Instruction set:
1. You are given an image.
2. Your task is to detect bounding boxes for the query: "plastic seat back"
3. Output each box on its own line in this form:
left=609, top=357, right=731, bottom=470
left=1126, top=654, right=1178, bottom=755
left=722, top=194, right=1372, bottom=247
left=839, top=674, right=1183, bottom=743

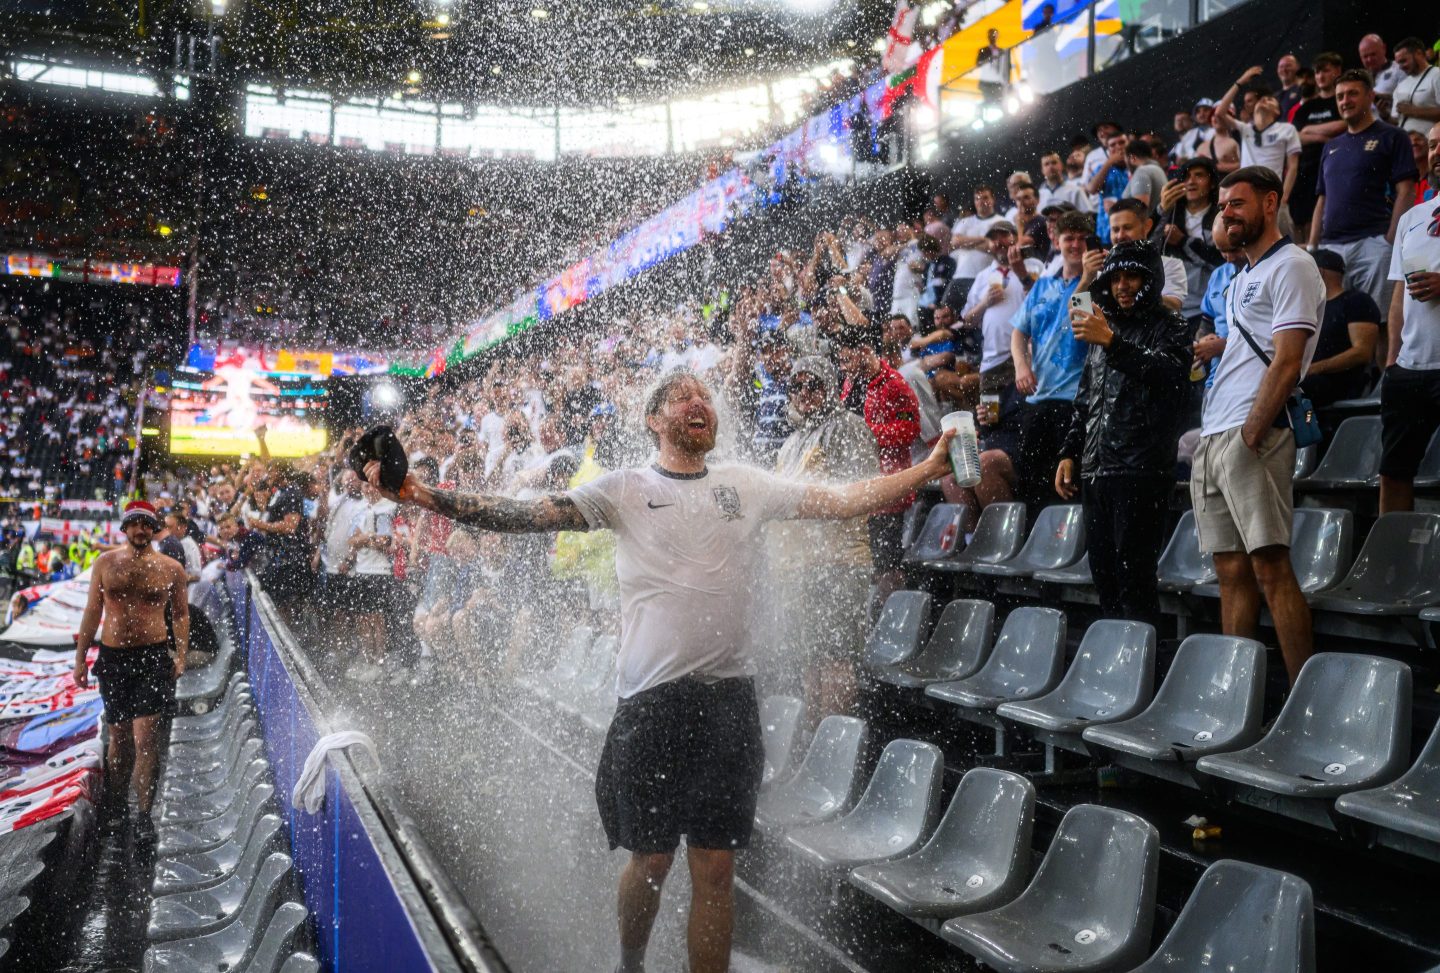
left=1336, top=716, right=1440, bottom=836
left=1131, top=860, right=1315, bottom=973
left=1301, top=416, right=1382, bottom=486
left=846, top=740, right=945, bottom=845
left=1038, top=619, right=1156, bottom=722
left=1289, top=508, right=1352, bottom=593
left=1009, top=504, right=1086, bottom=571
left=278, top=953, right=321, bottom=973
left=908, top=503, right=967, bottom=563
left=865, top=590, right=933, bottom=666
left=246, top=901, right=311, bottom=973
left=1241, top=654, right=1411, bottom=784
left=984, top=805, right=1157, bottom=956
left=1293, top=444, right=1317, bottom=480
left=965, top=607, right=1068, bottom=699
left=954, top=502, right=1026, bottom=565
left=907, top=599, right=995, bottom=680
left=778, top=716, right=868, bottom=819
left=1135, top=634, right=1266, bottom=750
left=915, top=768, right=1035, bottom=888
left=1323, top=513, right=1440, bottom=607
left=1416, top=428, right=1440, bottom=488
left=760, top=695, right=804, bottom=786
left=1156, top=510, right=1215, bottom=590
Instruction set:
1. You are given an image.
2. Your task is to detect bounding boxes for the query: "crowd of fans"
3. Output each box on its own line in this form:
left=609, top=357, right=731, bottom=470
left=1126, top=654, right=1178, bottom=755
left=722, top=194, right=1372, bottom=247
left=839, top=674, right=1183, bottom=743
left=10, top=31, right=1436, bottom=728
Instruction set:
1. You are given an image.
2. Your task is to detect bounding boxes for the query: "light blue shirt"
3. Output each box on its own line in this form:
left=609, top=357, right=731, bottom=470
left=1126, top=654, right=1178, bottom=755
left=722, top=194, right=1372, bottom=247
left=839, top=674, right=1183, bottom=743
left=1012, top=274, right=1086, bottom=403
left=1200, top=262, right=1238, bottom=389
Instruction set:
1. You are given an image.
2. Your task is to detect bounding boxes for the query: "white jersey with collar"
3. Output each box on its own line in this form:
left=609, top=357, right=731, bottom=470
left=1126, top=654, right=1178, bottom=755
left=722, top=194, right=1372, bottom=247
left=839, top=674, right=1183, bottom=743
left=1201, top=239, right=1325, bottom=436
left=567, top=462, right=805, bottom=698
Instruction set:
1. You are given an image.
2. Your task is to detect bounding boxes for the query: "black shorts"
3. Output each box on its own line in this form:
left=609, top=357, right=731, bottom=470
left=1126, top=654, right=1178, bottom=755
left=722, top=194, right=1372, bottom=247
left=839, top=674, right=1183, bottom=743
left=317, top=572, right=355, bottom=613
left=94, top=643, right=175, bottom=724
left=595, top=676, right=763, bottom=854
left=868, top=512, right=907, bottom=573
left=261, top=560, right=313, bottom=607
left=345, top=574, right=396, bottom=614
left=1380, top=365, right=1440, bottom=480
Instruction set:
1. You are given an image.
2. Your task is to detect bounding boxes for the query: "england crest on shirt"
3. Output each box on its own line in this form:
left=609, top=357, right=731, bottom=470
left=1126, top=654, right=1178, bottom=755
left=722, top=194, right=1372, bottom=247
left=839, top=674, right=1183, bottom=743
left=712, top=486, right=743, bottom=521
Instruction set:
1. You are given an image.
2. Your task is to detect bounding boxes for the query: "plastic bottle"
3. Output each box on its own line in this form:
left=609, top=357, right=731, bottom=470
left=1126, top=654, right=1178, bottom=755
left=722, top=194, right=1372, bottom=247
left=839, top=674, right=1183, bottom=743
left=940, top=411, right=982, bottom=488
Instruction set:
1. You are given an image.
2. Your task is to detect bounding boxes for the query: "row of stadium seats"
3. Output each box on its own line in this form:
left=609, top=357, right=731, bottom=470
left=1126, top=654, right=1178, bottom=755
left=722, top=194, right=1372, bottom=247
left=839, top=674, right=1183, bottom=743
left=145, top=671, right=317, bottom=973
left=1295, top=418, right=1440, bottom=492
left=864, top=593, right=1439, bottom=858
left=906, top=504, right=1440, bottom=629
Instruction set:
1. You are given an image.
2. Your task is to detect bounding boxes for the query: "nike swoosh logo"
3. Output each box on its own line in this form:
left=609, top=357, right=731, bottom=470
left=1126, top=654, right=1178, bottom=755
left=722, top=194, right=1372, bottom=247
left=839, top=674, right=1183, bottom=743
left=646, top=501, right=674, bottom=509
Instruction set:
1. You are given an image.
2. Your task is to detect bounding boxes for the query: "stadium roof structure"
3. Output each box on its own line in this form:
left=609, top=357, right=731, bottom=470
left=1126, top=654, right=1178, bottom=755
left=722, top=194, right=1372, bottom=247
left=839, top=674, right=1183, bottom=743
left=1, top=0, right=896, bottom=106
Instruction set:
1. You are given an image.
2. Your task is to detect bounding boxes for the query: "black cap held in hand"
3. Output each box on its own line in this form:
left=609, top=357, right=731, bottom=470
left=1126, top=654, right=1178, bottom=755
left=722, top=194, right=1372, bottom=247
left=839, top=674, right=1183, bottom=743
left=348, top=425, right=409, bottom=492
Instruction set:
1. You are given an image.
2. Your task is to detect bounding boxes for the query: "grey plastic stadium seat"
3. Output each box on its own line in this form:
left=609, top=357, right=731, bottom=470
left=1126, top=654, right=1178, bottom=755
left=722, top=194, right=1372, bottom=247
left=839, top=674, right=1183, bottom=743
left=997, top=620, right=1155, bottom=752
left=1296, top=416, right=1381, bottom=490
left=247, top=904, right=312, bottom=973
left=0, top=895, right=29, bottom=932
left=1033, top=552, right=1093, bottom=587
left=1155, top=511, right=1215, bottom=593
left=157, top=783, right=276, bottom=857
left=942, top=502, right=1027, bottom=571
left=278, top=953, right=320, bottom=973
left=153, top=813, right=283, bottom=896
left=1192, top=508, right=1352, bottom=598
left=165, top=718, right=258, bottom=776
left=876, top=599, right=995, bottom=688
left=176, top=629, right=238, bottom=711
left=1126, top=860, right=1315, bottom=973
left=170, top=697, right=254, bottom=747
left=1082, top=635, right=1267, bottom=786
left=1416, top=428, right=1440, bottom=489
left=142, top=850, right=289, bottom=973
left=1331, top=375, right=1382, bottom=411
left=1335, top=717, right=1440, bottom=861
left=170, top=675, right=249, bottom=734
left=162, top=738, right=265, bottom=802
left=783, top=739, right=944, bottom=873
left=159, top=758, right=270, bottom=824
left=760, top=695, right=804, bottom=788
left=971, top=504, right=1085, bottom=579
left=907, top=503, right=967, bottom=564
left=926, top=608, right=1066, bottom=712
left=755, top=716, right=867, bottom=832
left=863, top=590, right=933, bottom=667
left=148, top=852, right=292, bottom=942
left=1196, top=653, right=1412, bottom=801
left=0, top=825, right=57, bottom=870
left=1293, top=444, right=1317, bottom=481
left=1307, top=513, right=1440, bottom=615
left=0, top=860, right=45, bottom=901
left=849, top=768, right=1034, bottom=921
left=941, top=805, right=1160, bottom=973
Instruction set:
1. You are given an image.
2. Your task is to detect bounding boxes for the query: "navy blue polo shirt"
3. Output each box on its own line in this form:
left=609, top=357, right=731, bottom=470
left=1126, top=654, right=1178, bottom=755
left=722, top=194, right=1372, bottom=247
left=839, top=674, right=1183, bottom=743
left=1316, top=121, right=1418, bottom=243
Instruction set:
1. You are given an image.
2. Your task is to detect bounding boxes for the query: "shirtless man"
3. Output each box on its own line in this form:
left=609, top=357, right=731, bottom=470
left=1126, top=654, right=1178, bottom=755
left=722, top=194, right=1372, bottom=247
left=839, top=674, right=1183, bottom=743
left=73, top=500, right=190, bottom=815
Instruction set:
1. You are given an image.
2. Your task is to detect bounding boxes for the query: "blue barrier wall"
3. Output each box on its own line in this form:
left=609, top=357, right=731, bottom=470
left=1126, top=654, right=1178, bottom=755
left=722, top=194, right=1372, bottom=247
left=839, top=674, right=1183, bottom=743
left=224, top=571, right=442, bottom=973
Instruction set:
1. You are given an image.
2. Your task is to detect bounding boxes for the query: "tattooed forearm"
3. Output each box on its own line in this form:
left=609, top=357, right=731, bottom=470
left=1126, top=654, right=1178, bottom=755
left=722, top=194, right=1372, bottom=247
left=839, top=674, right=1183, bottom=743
left=423, top=487, right=589, bottom=534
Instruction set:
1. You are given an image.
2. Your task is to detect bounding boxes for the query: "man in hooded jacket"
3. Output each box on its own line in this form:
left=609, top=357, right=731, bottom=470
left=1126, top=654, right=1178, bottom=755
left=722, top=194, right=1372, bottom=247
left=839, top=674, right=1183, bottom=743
left=1055, top=240, right=1196, bottom=625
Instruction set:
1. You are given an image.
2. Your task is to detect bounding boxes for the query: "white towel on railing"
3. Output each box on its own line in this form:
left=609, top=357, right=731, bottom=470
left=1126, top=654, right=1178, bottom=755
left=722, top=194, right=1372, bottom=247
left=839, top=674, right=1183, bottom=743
left=291, top=731, right=379, bottom=814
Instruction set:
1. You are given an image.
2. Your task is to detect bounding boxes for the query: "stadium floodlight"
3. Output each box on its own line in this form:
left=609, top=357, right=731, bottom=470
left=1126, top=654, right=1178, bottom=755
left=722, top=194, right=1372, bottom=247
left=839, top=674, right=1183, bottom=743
left=692, top=0, right=709, bottom=9
left=872, top=38, right=886, bottom=53
left=971, top=118, right=986, bottom=132
left=372, top=383, right=401, bottom=409
left=743, top=47, right=755, bottom=56
left=530, top=7, right=549, bottom=18
left=407, top=70, right=422, bottom=83
left=1004, top=95, right=1020, bottom=114
left=435, top=13, right=450, bottom=25
left=982, top=105, right=1003, bottom=123
left=780, top=0, right=836, bottom=13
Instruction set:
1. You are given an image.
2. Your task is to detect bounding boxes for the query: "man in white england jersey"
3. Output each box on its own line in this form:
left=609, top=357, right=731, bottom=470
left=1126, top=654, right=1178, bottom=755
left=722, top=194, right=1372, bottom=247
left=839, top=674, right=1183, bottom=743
left=1191, top=166, right=1325, bottom=685
left=363, top=369, right=955, bottom=973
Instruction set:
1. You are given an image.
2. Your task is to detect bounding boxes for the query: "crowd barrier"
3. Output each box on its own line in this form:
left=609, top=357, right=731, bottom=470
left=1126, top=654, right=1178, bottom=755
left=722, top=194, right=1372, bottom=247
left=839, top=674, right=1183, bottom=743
left=221, top=569, right=509, bottom=973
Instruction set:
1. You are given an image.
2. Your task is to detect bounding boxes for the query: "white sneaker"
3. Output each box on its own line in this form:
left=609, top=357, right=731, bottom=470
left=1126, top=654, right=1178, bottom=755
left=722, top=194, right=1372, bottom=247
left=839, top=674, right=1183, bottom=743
left=346, top=663, right=383, bottom=684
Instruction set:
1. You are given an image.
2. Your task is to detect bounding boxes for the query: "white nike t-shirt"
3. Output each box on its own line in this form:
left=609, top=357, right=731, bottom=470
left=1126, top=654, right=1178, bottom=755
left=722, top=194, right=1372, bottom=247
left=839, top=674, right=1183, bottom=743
left=568, top=463, right=806, bottom=698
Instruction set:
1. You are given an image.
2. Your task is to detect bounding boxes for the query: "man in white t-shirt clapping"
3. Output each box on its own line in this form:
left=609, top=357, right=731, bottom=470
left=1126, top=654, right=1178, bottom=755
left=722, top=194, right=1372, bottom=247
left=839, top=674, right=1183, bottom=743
left=1190, top=166, right=1325, bottom=686
left=361, top=369, right=955, bottom=973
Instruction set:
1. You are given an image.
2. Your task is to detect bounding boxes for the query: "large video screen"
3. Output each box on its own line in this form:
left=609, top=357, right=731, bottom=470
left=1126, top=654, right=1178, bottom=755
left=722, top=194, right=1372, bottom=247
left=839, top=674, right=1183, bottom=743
left=166, top=357, right=328, bottom=458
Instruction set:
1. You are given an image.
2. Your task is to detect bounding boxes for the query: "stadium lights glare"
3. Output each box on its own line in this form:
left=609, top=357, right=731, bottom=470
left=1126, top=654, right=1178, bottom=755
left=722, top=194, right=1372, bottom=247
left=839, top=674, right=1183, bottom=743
left=372, top=383, right=401, bottom=409
left=1018, top=83, right=1035, bottom=103
left=872, top=38, right=886, bottom=53
left=407, top=70, right=422, bottom=83
left=1004, top=95, right=1020, bottom=114
left=743, top=47, right=755, bottom=56
left=971, top=118, right=986, bottom=132
left=691, top=0, right=709, bottom=9
left=435, top=13, right=450, bottom=25
left=530, top=7, right=548, bottom=18
left=491, top=65, right=502, bottom=75
left=982, top=105, right=1003, bottom=123
left=846, top=39, right=856, bottom=47
left=634, top=57, right=658, bottom=69
left=210, top=0, right=226, bottom=13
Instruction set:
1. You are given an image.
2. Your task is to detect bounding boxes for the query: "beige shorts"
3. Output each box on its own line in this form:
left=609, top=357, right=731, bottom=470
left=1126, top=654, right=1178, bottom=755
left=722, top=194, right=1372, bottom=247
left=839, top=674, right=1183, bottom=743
left=1190, top=425, right=1295, bottom=554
